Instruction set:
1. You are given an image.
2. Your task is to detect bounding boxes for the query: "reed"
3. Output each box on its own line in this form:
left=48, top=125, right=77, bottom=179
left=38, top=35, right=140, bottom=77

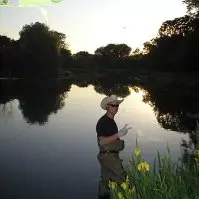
left=109, top=122, right=199, bottom=199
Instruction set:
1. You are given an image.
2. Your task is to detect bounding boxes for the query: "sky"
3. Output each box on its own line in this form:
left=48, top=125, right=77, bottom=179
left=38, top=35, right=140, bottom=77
left=0, top=0, right=187, bottom=54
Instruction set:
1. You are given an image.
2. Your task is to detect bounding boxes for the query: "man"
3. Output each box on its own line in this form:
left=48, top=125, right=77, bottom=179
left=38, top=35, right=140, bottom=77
left=96, top=94, right=132, bottom=198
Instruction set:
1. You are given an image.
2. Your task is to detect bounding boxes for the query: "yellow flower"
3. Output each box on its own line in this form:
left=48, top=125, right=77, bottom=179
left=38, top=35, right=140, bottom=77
left=145, top=162, right=150, bottom=171
left=121, top=182, right=128, bottom=190
left=118, top=192, right=124, bottom=199
left=134, top=147, right=141, bottom=157
left=137, top=162, right=143, bottom=171
left=137, top=161, right=150, bottom=172
left=108, top=180, right=117, bottom=190
left=126, top=175, right=130, bottom=183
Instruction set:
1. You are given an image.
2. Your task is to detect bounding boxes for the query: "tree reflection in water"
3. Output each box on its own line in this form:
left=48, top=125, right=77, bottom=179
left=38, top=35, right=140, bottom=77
left=0, top=76, right=199, bottom=147
left=0, top=79, right=72, bottom=125
left=141, top=83, right=199, bottom=150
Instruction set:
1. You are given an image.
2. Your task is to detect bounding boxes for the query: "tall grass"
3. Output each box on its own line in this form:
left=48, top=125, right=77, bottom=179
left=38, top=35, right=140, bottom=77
left=109, top=122, right=199, bottom=199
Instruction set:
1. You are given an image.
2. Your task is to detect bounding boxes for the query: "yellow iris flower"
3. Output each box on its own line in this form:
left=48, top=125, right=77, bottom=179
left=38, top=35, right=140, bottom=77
left=108, top=180, right=117, bottom=190
left=126, top=175, right=130, bottom=183
left=137, top=161, right=150, bottom=172
left=118, top=192, right=124, bottom=199
left=134, top=147, right=142, bottom=157
left=121, top=182, right=128, bottom=190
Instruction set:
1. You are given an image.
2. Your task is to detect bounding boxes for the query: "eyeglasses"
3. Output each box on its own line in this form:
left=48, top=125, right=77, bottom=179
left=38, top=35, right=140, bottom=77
left=108, top=104, right=119, bottom=108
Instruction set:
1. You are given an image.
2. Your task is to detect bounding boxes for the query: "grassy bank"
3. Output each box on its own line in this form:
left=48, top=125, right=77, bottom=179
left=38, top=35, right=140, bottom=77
left=109, top=123, right=199, bottom=199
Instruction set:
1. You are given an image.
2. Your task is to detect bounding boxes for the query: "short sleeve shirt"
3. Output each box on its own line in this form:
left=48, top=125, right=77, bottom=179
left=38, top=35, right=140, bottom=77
left=96, top=114, right=118, bottom=137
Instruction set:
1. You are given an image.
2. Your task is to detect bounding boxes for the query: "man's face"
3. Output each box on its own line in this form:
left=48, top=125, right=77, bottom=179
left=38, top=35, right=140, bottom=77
left=107, top=103, right=119, bottom=115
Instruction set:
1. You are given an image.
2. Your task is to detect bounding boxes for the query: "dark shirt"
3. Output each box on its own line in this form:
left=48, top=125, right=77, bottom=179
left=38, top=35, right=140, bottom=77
left=96, top=114, right=118, bottom=137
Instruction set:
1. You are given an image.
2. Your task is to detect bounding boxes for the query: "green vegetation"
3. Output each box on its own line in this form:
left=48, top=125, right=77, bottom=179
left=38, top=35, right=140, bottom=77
left=109, top=123, right=199, bottom=198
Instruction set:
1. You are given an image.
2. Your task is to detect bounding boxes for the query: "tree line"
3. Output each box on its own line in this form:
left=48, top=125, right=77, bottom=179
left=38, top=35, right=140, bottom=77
left=1, top=0, right=199, bottom=78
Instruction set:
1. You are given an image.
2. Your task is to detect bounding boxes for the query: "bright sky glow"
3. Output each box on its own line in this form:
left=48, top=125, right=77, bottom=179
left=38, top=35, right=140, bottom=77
left=0, top=0, right=187, bottom=54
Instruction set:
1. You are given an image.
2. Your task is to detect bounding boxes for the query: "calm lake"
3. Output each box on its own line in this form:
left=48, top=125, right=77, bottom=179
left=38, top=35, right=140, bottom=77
left=0, top=79, right=196, bottom=199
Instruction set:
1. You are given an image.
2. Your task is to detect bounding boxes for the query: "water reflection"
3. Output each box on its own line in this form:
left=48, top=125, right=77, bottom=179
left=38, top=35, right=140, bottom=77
left=0, top=80, right=72, bottom=125
left=0, top=77, right=198, bottom=198
left=1, top=77, right=199, bottom=145
left=18, top=89, right=67, bottom=125
left=93, top=80, right=131, bottom=98
left=141, top=84, right=199, bottom=149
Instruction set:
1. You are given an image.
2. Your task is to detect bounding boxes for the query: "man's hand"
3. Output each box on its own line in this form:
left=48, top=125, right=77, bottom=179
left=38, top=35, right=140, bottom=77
left=117, top=124, right=132, bottom=138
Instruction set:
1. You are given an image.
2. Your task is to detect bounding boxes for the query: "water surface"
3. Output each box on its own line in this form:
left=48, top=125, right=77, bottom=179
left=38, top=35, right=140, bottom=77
left=0, top=83, right=191, bottom=199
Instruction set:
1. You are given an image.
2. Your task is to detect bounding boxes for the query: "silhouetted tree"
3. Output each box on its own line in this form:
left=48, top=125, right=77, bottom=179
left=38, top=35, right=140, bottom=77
left=141, top=14, right=199, bottom=71
left=95, top=44, right=131, bottom=59
left=131, top=48, right=143, bottom=60
left=60, top=48, right=72, bottom=69
left=0, top=35, right=14, bottom=76
left=143, top=39, right=157, bottom=54
left=74, top=51, right=90, bottom=57
left=0, top=35, right=13, bottom=47
left=71, top=51, right=95, bottom=70
left=19, top=22, right=68, bottom=78
left=183, top=0, right=199, bottom=14
left=158, top=15, right=199, bottom=37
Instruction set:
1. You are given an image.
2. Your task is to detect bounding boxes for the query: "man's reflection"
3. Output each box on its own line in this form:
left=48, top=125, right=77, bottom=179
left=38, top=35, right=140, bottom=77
left=96, top=95, right=131, bottom=198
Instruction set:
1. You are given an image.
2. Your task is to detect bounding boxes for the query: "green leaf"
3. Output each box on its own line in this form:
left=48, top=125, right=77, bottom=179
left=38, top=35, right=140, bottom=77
left=0, top=0, right=8, bottom=5
left=18, top=0, right=63, bottom=7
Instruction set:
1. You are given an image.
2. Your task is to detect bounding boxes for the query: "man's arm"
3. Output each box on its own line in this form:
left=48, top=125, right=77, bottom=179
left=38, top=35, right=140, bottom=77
left=99, top=133, right=118, bottom=145
left=99, top=124, right=132, bottom=145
